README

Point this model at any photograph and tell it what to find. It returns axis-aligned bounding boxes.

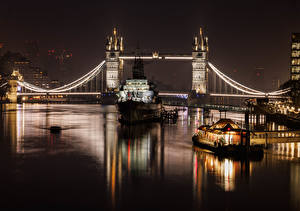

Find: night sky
[1,0,300,91]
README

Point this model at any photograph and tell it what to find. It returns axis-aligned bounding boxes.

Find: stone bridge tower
[105,28,124,92]
[7,70,23,103]
[192,28,208,94]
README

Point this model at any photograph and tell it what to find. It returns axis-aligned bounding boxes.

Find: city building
[24,67,50,89]
[291,33,300,80]
[0,51,31,76]
[0,51,51,89]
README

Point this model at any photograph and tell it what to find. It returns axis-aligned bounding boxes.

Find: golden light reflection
[193,148,252,193]
[193,153,202,208]
[291,143,295,156]
[273,142,300,159]
[104,121,162,208]
[223,159,234,191]
[4,104,18,154]
[290,164,300,210]
[104,112,118,209]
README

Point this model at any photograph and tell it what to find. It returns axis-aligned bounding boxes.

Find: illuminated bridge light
[119,56,153,60]
[18,61,106,93]
[208,62,291,96]
[119,56,193,60]
[0,82,8,88]
[164,56,193,60]
[15,58,290,98]
[209,93,286,99]
[158,92,189,99]
[17,92,101,96]
[208,62,265,95]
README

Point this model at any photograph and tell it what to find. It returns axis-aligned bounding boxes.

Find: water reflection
[2,104,23,154]
[291,164,300,210]
[104,115,164,208]
[193,147,252,192]
[118,123,162,176]
[1,105,300,210]
[272,142,300,159]
[104,111,118,209]
[192,147,260,210]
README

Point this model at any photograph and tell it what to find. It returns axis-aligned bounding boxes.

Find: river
[0,104,299,210]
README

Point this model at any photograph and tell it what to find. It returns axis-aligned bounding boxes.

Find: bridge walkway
[250,130,300,145]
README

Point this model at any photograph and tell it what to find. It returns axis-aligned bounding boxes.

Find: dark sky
[1,0,300,91]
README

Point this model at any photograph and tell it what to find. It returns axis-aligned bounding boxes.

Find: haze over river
[0,104,299,210]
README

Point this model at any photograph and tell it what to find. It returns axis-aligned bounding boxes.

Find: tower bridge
[105,27,208,94]
[1,27,290,105]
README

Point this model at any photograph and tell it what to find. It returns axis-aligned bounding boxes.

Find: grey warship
[117,57,162,124]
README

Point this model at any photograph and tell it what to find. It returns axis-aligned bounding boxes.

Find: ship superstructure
[117,56,162,124]
[118,79,154,103]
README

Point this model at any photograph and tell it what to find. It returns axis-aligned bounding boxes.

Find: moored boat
[192,119,264,159]
[117,56,162,124]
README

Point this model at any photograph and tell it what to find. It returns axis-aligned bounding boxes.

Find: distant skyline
[1,0,300,91]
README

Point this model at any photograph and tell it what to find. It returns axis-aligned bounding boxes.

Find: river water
[0,104,299,210]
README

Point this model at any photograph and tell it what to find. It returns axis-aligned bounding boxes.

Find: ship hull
[117,100,162,124]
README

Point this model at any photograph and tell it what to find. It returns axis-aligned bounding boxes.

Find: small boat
[192,119,263,159]
[50,126,62,133]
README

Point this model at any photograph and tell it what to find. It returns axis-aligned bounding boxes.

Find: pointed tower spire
[199,27,204,51]
[193,36,198,51]
[109,36,113,50]
[120,37,124,52]
[205,37,209,52]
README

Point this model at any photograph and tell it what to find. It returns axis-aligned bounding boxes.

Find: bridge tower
[7,70,23,103]
[105,28,124,91]
[192,28,208,94]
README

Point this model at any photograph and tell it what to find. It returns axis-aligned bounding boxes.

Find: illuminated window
[292,51,300,57]
[292,74,300,80]
[292,43,300,50]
